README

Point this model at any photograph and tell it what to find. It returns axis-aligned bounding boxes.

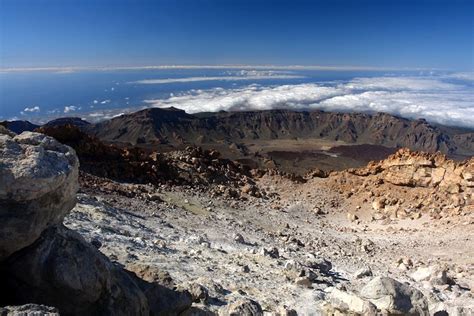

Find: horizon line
[0,64,452,73]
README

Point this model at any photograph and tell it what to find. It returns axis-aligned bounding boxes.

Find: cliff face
[350,148,473,191]
[86,108,474,156]
[452,132,474,154]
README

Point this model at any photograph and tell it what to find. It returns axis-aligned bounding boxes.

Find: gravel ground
[65,174,474,315]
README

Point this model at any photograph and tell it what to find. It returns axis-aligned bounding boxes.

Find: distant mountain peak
[0,120,39,134]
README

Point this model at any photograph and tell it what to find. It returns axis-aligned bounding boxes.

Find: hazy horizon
[1,68,473,128]
[1,0,473,70]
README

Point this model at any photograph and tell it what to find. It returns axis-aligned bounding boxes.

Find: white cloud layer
[64,105,80,113]
[20,106,40,115]
[441,72,474,82]
[143,75,474,128]
[129,72,303,85]
[23,106,40,112]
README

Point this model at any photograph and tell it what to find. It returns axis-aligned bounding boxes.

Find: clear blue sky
[0,0,473,70]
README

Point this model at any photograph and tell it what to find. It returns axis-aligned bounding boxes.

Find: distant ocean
[0,68,473,128]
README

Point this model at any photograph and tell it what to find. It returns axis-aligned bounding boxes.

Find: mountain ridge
[85,108,474,156]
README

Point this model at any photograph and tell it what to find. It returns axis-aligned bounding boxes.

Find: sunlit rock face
[0,131,79,261]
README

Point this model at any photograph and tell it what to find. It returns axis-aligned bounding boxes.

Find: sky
[0,0,473,70]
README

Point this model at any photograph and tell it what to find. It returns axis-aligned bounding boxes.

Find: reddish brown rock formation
[324,148,473,219]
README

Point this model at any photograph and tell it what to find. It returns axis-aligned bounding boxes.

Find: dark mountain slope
[43,117,90,128]
[86,108,474,156]
[89,107,195,145]
[0,120,39,134]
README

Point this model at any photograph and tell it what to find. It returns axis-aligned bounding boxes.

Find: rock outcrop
[0,130,192,315]
[360,277,429,315]
[0,131,79,260]
[322,277,429,316]
[325,288,377,315]
[1,225,149,315]
[220,298,263,316]
[325,148,473,219]
[355,148,473,191]
[127,264,193,315]
[0,125,15,137]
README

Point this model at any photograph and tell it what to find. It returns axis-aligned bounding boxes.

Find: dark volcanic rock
[329,144,399,162]
[0,225,150,316]
[88,107,194,146]
[224,298,263,316]
[43,117,91,128]
[127,264,193,316]
[86,108,474,156]
[452,132,474,155]
[0,120,39,134]
[38,125,261,197]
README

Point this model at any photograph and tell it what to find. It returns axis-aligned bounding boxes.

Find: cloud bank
[20,106,40,115]
[22,106,40,112]
[129,71,303,85]
[143,75,474,128]
[64,105,81,113]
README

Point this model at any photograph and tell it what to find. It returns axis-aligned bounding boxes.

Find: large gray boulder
[0,131,192,315]
[0,132,79,261]
[1,225,149,316]
[360,276,429,315]
[326,288,377,315]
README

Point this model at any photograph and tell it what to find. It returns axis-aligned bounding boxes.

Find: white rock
[0,132,79,260]
[327,288,377,315]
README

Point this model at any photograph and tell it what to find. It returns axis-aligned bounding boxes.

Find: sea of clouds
[16,70,471,128]
[130,69,303,84]
[139,73,474,128]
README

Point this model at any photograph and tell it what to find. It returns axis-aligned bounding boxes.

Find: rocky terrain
[86,108,474,156]
[326,148,473,221]
[1,122,472,315]
[3,108,474,175]
[74,148,474,315]
[0,128,192,315]
[35,124,264,198]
